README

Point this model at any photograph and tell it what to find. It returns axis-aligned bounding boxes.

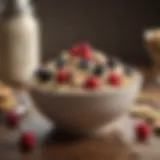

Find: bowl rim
[29,71,143,97]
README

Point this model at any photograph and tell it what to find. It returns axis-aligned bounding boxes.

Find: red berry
[78,44,93,60]
[135,123,151,142]
[19,131,37,152]
[6,111,21,128]
[68,46,80,56]
[107,73,122,86]
[56,69,71,84]
[84,76,100,89]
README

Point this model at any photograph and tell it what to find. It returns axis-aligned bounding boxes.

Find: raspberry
[19,131,37,152]
[135,123,151,142]
[68,46,80,56]
[78,44,93,60]
[84,76,100,89]
[56,69,71,84]
[107,73,122,86]
[6,111,21,128]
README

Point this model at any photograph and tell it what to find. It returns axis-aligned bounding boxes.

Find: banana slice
[0,97,17,112]
[130,104,160,120]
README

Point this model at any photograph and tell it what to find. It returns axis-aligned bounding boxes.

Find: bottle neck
[14,0,33,13]
[3,0,33,17]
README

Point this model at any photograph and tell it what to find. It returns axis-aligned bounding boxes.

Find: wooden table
[0,70,160,160]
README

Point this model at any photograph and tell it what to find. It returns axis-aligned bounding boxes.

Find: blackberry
[93,65,105,76]
[35,69,52,82]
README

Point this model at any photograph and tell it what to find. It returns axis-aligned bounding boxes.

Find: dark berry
[107,58,118,69]
[107,73,122,86]
[84,76,100,89]
[93,65,105,76]
[135,123,151,142]
[35,69,52,82]
[78,59,90,69]
[56,69,71,84]
[125,66,134,76]
[6,111,21,128]
[56,59,68,69]
[19,132,37,152]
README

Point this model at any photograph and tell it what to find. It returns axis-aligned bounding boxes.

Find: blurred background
[35,0,160,66]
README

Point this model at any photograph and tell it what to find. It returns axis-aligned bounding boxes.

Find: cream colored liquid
[0,14,40,85]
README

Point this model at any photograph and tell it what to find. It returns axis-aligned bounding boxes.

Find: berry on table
[6,111,21,128]
[84,76,101,89]
[92,65,105,76]
[56,69,71,84]
[35,68,53,82]
[107,73,122,87]
[135,123,151,142]
[19,131,37,152]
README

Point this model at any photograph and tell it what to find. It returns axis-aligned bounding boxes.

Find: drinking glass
[144,28,160,85]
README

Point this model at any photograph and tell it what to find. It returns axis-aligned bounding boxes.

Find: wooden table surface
[0,69,160,160]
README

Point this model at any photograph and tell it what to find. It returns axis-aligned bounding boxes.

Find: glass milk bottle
[0,0,40,86]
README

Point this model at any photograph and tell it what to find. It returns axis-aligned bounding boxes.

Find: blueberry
[56,59,68,68]
[107,58,118,69]
[35,69,52,82]
[78,59,90,69]
[93,65,105,76]
[125,66,134,76]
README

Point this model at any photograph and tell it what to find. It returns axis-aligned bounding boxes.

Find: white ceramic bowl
[30,72,143,133]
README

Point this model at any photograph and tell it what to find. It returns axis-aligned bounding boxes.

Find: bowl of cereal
[30,44,143,133]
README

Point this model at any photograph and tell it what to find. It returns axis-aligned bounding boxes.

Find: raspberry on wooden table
[135,123,151,142]
[19,131,37,152]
